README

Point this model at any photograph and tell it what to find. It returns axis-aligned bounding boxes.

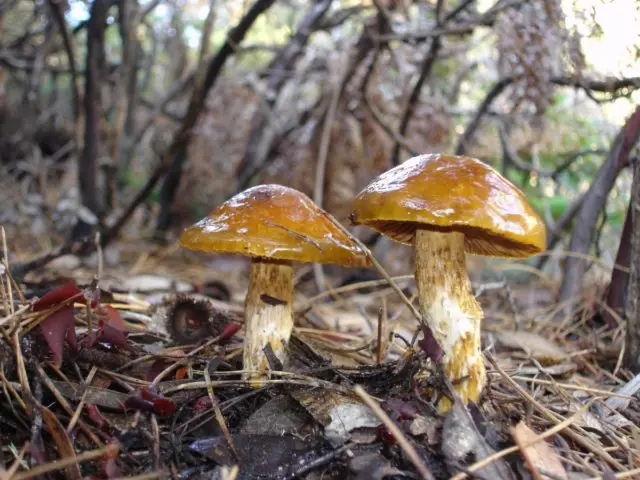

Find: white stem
[243,259,294,386]
[414,229,486,409]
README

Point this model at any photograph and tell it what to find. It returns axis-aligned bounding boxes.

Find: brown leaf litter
[0,241,639,480]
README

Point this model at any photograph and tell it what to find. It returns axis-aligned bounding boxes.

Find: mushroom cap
[180,184,371,267]
[350,154,546,258]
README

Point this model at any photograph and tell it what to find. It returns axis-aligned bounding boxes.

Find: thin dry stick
[1,227,14,315]
[508,376,633,399]
[297,275,415,309]
[35,364,104,447]
[204,364,239,462]
[487,353,624,472]
[149,335,223,387]
[354,385,435,480]
[377,299,387,364]
[108,473,163,480]
[0,367,28,413]
[326,213,423,325]
[449,399,594,480]
[66,365,98,433]
[0,303,31,330]
[312,52,348,293]
[11,442,119,480]
[12,325,30,398]
[150,413,161,472]
[161,378,352,396]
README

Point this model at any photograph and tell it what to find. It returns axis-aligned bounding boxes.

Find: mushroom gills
[414,228,486,409]
[244,259,294,386]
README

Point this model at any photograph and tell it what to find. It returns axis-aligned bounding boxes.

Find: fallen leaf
[290,388,381,447]
[511,421,568,480]
[384,396,422,420]
[120,274,193,293]
[86,404,110,431]
[417,323,444,363]
[442,395,514,479]
[94,306,130,349]
[349,452,406,480]
[604,372,640,412]
[39,403,82,480]
[219,322,241,344]
[190,434,323,473]
[494,331,569,365]
[32,281,82,311]
[39,306,77,366]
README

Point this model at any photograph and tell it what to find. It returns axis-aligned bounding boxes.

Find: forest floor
[0,236,639,480]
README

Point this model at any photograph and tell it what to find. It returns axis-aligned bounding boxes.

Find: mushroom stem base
[244,259,294,386]
[414,229,486,410]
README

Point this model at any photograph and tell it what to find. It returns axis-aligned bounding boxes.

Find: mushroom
[179,184,370,384]
[350,154,545,408]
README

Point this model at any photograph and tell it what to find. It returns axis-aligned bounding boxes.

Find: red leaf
[40,306,77,366]
[140,387,162,402]
[90,306,131,349]
[98,323,130,349]
[385,397,421,420]
[86,404,109,431]
[219,323,241,345]
[140,388,177,416]
[417,323,444,363]
[151,397,177,416]
[124,391,176,417]
[124,396,155,413]
[32,281,83,311]
[100,305,127,331]
[377,425,396,445]
[193,395,212,413]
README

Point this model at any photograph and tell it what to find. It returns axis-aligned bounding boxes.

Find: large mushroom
[350,154,545,408]
[179,184,370,384]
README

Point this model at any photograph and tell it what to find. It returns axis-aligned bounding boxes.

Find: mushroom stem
[243,259,294,386]
[414,228,486,410]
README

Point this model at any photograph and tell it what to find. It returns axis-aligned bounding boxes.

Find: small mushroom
[350,154,545,409]
[179,184,370,384]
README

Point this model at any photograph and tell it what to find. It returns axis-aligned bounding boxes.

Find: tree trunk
[625,157,640,373]
[603,203,631,329]
[73,0,108,240]
[153,0,277,239]
[557,107,640,319]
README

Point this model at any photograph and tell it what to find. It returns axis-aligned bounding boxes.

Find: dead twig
[354,384,435,480]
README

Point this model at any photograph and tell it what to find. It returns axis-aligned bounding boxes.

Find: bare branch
[47,0,80,120]
[558,106,640,319]
[497,120,605,178]
[625,157,640,371]
[390,0,444,166]
[100,0,277,244]
[455,77,512,155]
[236,0,333,190]
[456,75,640,155]
[73,0,109,240]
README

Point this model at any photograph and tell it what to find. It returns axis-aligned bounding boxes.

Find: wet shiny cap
[180,184,371,267]
[350,154,546,257]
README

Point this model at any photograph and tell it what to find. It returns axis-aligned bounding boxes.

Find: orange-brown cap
[350,154,546,257]
[180,184,371,267]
